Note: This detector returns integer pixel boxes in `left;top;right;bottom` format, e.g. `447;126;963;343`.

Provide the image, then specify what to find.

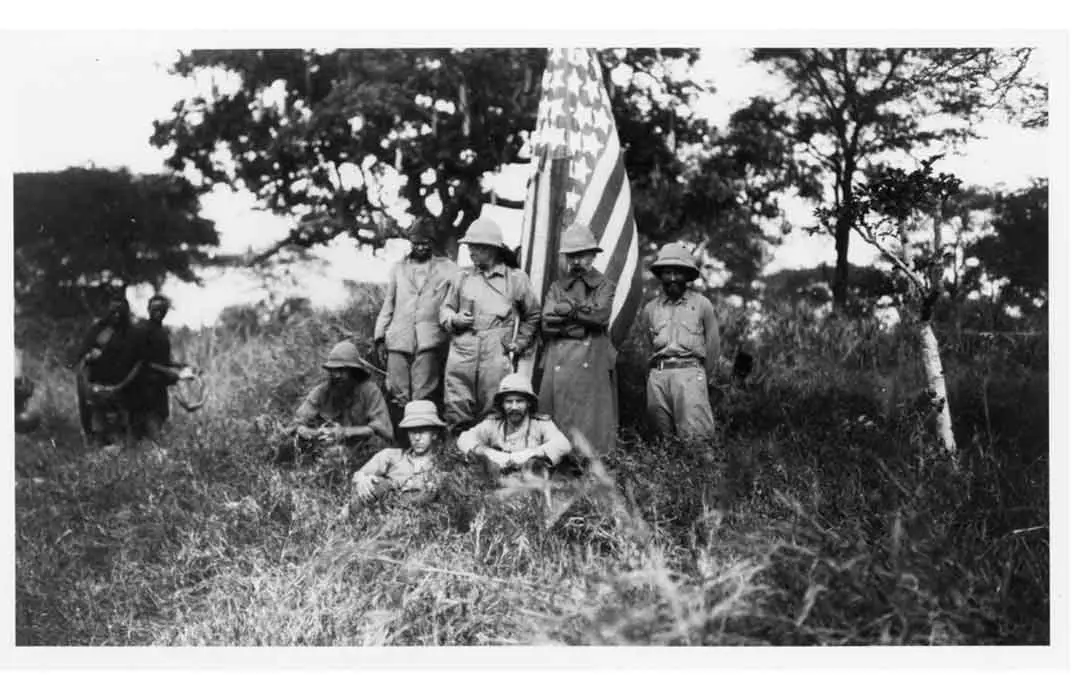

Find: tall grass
14;292;1049;645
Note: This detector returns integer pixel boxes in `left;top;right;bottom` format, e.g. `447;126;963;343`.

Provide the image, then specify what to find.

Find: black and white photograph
3;13;1064;677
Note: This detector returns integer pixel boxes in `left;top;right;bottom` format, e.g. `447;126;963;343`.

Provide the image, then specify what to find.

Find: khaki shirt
639;289;721;379
457;414;572;464
294;379;393;441
439;263;540;351
354;448;438;493
375;256;458;353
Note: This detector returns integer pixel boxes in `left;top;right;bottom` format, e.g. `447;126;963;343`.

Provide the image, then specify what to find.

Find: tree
678;97;823;296
965;179;1048;312
13;167;220;319
151;48;723;263
749;48;1045;307
820;156;962;455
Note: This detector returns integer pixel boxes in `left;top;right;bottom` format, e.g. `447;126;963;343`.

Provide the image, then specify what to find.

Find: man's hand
502;340;521;357
552;301;574;316
507;447;542;467
352;472;378;502
295;425;319;440
374;339;387;366
178;366;196;380
85;348;103;363
453;311;475;331
317;426;342;444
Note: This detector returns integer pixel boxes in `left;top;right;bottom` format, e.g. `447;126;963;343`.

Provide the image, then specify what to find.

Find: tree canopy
746;48;1046;307
965;179;1048;311
149;48;794;288
13;167;220;319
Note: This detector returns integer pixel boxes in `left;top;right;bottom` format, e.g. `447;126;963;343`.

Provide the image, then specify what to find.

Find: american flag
518;48;643;368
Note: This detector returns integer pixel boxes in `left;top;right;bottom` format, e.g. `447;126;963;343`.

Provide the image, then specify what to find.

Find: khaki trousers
645;365;715;439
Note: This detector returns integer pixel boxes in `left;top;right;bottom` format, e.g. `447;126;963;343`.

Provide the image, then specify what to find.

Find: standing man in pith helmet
538;221;619;456
373;219;458;413
639;242;721;439
439;216;540;432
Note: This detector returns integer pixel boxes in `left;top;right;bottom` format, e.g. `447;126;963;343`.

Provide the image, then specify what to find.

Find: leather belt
650;357;701;371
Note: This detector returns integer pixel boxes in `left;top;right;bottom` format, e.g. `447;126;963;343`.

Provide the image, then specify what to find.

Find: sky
10;44;1051;327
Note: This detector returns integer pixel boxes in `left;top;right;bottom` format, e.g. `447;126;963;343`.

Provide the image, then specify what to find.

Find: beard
327;375;356;402
504;408;527;425
663;281;686;299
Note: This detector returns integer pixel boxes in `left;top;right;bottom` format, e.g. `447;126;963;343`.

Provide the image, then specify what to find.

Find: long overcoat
537;269;618;455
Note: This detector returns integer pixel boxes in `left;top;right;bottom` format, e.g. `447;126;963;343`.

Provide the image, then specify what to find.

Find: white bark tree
819;157;961;460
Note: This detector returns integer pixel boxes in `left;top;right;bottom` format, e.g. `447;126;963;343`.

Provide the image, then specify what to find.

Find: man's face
410;237;433;262
501;395;530;424
567;251;597;277
148;301;169;324
468;244;497;270
658;268;691;300
327;367;358;394
107;300;130;325
407;428;437;456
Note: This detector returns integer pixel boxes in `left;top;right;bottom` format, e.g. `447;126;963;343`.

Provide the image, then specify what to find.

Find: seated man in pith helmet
345;400;448;513
280;340;394;482
456;372;572;487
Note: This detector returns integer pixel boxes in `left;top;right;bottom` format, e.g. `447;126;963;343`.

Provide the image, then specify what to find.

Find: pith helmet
459;217;507;249
493;372;539;410
398;400;446;430
559;221;603;256
650;242;700;281
322;341;372;374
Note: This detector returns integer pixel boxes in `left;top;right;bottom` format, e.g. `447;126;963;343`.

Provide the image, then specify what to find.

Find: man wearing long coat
538;222;618;455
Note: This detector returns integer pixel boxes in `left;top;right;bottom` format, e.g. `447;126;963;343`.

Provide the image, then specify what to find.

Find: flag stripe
611;263;644;347
608;215;638;310
588;157;627;244
597;187;633;285
574;130;622;226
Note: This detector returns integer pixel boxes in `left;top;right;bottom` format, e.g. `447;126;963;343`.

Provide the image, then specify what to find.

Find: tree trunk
832;165;856;309
916;319;957;458
832;213;852;308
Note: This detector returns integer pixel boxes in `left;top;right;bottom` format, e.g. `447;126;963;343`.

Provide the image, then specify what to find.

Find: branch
482;191;526;210
857;224;926;291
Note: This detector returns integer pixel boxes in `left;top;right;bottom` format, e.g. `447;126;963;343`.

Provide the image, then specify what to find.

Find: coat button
582;363;588;368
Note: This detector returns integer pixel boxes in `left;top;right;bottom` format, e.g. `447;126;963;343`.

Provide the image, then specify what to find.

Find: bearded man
638;242;721;439
456;373;572;488
284;341;394;481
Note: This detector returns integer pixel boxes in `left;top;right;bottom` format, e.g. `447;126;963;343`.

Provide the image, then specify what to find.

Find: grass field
14;295;1050;646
